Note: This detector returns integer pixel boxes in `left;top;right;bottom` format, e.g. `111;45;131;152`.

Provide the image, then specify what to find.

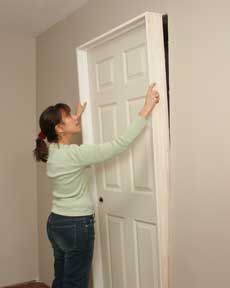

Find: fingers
154;93;160;102
80;101;87;108
75;101;87;120
148;82;160;96
148;82;156;92
147;82;160;106
148;82;159;96
76;101;87;111
82;102;87;112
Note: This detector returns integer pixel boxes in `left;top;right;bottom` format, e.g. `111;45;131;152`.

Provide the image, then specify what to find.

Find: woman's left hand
75;101;87;119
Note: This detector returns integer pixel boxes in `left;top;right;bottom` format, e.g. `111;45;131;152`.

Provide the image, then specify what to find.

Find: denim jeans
46;212;95;288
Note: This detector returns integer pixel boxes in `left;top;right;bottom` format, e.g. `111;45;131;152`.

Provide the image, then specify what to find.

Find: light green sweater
46;114;149;216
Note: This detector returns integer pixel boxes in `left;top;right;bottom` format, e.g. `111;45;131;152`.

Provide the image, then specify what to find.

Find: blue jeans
46;212;95;288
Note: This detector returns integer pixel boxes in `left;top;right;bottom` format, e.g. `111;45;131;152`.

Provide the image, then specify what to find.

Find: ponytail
33;132;48;162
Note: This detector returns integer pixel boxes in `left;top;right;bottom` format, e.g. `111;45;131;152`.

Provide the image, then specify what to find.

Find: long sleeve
70;114;150;166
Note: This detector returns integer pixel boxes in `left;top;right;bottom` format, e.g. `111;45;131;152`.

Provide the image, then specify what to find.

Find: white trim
76;11;169;288
145;13;170;288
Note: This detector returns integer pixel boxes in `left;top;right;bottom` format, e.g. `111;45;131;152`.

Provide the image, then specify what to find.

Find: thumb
148;82;156;92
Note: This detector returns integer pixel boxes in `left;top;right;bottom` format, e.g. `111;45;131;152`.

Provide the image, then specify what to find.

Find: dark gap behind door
162;14;170;142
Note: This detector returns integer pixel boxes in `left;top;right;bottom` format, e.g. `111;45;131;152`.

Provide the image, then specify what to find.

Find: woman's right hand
75;101;87;120
139;83;160;119
145;82;160;109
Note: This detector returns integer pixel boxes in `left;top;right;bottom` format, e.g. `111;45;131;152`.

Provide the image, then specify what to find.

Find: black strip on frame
162;14;171;142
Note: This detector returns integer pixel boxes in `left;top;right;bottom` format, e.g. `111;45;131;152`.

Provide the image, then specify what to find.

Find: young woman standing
33;83;160;288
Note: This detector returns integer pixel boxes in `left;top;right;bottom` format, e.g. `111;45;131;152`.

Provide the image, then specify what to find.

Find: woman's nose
72;114;78;121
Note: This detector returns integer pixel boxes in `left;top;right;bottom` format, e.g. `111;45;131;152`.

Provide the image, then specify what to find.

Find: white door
77;12;169;288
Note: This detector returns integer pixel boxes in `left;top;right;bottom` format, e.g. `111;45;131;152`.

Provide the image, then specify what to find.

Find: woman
33;82;160;288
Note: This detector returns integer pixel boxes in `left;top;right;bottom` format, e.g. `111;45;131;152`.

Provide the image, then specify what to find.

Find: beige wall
37;0;230;287
0;33;38;286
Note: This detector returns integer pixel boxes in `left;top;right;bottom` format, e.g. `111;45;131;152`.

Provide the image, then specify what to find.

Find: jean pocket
74;219;95;250
84;219;95;238
48;223;76;251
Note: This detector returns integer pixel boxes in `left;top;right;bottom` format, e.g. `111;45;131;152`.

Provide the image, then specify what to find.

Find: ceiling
0;0;89;37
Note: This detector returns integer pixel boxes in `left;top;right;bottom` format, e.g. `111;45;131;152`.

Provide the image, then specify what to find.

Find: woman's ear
55;122;64;134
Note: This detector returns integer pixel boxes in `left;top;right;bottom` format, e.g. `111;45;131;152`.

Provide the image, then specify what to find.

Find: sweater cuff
130;113;149;131
137;113;149;123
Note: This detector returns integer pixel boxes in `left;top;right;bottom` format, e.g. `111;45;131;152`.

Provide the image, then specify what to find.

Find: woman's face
58;110;81;135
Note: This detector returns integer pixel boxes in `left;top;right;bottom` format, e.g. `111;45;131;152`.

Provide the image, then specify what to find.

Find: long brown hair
33;103;71;162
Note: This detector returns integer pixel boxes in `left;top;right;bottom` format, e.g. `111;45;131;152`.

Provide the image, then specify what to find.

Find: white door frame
76;11;170;288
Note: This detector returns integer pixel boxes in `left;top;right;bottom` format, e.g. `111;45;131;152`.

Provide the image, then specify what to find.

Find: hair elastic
38;131;46;140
